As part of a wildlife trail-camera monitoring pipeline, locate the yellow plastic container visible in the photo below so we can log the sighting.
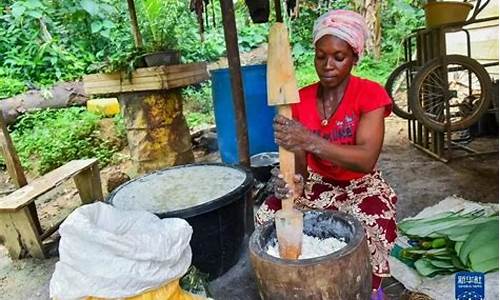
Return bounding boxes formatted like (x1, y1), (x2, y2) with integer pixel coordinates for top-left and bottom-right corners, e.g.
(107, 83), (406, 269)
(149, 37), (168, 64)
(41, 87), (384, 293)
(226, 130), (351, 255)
(87, 98), (120, 117)
(85, 279), (204, 300)
(424, 1), (474, 28)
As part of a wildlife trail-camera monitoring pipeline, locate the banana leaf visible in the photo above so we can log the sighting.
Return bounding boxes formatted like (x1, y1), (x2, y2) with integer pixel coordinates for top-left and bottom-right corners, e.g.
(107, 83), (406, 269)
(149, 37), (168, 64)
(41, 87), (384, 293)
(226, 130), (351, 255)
(469, 238), (499, 272)
(414, 259), (450, 277)
(428, 258), (455, 269)
(470, 257), (499, 273)
(399, 210), (490, 238)
(459, 219), (499, 266)
(454, 241), (463, 255)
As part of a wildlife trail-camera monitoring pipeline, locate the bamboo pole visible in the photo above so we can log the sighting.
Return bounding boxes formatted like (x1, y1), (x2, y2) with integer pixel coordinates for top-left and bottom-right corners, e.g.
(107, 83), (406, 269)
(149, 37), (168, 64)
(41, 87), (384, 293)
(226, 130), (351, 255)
(126, 0), (143, 48)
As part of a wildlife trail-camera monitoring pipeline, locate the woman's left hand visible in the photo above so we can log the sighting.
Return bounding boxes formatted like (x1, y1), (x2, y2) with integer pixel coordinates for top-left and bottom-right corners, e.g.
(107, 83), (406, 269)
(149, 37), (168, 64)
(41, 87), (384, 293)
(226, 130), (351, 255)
(273, 115), (314, 153)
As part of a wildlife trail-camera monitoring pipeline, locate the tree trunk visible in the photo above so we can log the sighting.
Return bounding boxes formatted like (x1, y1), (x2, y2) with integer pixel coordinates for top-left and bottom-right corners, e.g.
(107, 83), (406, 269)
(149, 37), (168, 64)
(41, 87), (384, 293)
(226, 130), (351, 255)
(354, 0), (382, 59)
(0, 81), (87, 125)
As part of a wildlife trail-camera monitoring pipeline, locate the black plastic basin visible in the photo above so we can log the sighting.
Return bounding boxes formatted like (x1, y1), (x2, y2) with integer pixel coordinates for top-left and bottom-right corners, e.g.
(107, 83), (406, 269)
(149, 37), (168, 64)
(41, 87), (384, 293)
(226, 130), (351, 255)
(107, 163), (253, 280)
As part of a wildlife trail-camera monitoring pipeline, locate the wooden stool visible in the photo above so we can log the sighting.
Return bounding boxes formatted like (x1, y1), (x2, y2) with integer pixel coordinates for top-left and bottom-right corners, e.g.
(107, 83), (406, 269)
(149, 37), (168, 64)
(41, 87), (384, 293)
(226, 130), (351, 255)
(0, 159), (103, 258)
(0, 110), (103, 258)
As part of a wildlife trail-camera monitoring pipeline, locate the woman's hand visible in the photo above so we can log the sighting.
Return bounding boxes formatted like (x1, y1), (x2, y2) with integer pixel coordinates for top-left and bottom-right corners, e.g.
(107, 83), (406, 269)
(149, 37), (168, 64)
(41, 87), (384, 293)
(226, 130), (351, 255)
(269, 167), (304, 200)
(273, 115), (314, 153)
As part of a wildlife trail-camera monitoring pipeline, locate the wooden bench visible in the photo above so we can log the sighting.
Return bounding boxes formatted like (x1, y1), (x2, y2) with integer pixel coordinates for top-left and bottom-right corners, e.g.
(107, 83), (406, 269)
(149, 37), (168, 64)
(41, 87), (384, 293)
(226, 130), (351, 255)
(0, 111), (103, 259)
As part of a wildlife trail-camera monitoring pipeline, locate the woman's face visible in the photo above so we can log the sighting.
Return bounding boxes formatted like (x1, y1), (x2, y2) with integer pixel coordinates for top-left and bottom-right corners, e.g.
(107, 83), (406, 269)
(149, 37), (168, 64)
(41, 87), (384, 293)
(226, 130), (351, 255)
(314, 35), (357, 89)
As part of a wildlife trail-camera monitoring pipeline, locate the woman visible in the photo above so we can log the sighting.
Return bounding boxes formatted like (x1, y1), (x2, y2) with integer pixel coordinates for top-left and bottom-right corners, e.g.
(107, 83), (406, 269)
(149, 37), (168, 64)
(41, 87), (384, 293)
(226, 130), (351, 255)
(255, 9), (397, 299)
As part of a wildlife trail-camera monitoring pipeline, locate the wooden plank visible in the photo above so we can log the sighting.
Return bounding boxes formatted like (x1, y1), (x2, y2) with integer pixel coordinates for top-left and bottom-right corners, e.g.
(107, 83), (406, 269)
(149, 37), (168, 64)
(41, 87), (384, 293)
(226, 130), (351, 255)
(40, 218), (65, 241)
(267, 23), (300, 106)
(73, 163), (103, 204)
(84, 69), (207, 89)
(85, 82), (167, 95)
(85, 73), (209, 95)
(168, 73), (210, 89)
(84, 62), (207, 83)
(0, 110), (27, 188)
(83, 63), (209, 95)
(84, 75), (169, 88)
(0, 159), (98, 212)
(10, 207), (44, 258)
(27, 202), (43, 235)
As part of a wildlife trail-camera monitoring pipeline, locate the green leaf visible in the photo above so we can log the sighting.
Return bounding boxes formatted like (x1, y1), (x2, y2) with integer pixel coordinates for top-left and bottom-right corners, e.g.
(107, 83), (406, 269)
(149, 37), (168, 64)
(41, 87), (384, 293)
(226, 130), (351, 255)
(292, 43), (306, 58)
(80, 0), (99, 16)
(459, 219), (499, 266)
(454, 241), (463, 254)
(25, 0), (43, 9)
(451, 256), (466, 269)
(102, 20), (114, 29)
(26, 10), (42, 18)
(469, 238), (498, 272)
(449, 233), (469, 242)
(436, 216), (499, 237)
(91, 21), (102, 33)
(100, 29), (110, 38)
(428, 258), (455, 269)
(470, 257), (499, 273)
(11, 3), (26, 18)
(415, 259), (441, 277)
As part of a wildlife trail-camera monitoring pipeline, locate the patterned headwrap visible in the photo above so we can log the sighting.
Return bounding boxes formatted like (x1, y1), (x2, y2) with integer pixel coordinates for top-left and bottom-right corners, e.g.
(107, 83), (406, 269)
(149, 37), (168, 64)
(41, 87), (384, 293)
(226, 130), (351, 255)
(312, 10), (369, 58)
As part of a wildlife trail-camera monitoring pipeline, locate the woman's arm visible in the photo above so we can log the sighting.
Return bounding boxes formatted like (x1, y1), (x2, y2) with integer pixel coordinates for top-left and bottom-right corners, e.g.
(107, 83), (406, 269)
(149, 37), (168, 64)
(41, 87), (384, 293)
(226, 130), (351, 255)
(275, 107), (385, 173)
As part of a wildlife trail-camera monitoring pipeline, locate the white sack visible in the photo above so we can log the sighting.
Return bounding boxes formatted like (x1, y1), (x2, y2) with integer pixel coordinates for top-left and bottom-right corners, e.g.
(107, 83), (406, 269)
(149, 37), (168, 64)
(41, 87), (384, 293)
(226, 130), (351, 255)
(50, 202), (193, 300)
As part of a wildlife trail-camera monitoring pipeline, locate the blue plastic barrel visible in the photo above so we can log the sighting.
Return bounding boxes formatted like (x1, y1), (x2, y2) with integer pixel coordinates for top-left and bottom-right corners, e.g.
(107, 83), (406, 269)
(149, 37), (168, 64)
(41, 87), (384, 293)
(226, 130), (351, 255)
(211, 64), (277, 164)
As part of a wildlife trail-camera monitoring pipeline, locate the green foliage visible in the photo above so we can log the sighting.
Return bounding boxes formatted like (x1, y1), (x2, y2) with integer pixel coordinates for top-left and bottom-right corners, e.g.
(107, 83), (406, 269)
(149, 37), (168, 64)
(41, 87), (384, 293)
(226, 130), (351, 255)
(180, 266), (211, 297)
(352, 55), (395, 84)
(380, 0), (425, 59)
(183, 82), (213, 115)
(0, 68), (27, 98)
(291, 0), (424, 86)
(0, 0), (271, 87)
(0, 0), (133, 87)
(138, 0), (184, 51)
(112, 112), (127, 140)
(2, 108), (117, 174)
(182, 82), (214, 129)
(238, 24), (268, 52)
(186, 112), (214, 130)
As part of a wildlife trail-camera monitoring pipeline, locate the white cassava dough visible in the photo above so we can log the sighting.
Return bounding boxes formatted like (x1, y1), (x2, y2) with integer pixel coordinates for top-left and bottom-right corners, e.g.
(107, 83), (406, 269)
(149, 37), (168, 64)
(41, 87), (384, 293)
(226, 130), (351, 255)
(111, 165), (246, 213)
(266, 234), (347, 259)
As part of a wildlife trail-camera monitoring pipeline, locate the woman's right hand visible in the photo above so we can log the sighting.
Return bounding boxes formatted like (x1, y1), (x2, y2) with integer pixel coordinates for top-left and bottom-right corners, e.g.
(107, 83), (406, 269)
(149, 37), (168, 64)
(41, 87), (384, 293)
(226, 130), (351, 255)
(269, 167), (304, 200)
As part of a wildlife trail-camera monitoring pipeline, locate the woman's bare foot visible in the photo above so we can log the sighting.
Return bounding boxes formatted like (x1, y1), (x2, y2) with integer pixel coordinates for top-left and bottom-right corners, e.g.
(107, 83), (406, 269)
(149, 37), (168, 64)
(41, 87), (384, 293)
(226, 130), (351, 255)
(371, 288), (389, 300)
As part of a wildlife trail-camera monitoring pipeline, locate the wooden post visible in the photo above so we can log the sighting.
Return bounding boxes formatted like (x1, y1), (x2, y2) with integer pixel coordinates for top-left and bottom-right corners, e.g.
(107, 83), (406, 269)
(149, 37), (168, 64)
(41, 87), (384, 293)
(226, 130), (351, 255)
(126, 0), (143, 48)
(219, 0), (250, 168)
(274, 0), (283, 22)
(0, 111), (27, 188)
(219, 0), (252, 234)
(74, 163), (104, 204)
(0, 110), (42, 235)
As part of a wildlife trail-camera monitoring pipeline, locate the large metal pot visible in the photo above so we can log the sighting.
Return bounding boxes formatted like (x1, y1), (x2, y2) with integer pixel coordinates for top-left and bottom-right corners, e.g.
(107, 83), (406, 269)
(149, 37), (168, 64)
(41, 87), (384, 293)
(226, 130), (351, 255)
(250, 152), (279, 183)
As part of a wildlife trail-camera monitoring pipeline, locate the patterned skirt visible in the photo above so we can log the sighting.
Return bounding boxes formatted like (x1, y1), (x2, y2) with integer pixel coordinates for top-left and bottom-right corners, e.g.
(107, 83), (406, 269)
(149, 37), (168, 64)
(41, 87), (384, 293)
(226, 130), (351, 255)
(255, 170), (398, 277)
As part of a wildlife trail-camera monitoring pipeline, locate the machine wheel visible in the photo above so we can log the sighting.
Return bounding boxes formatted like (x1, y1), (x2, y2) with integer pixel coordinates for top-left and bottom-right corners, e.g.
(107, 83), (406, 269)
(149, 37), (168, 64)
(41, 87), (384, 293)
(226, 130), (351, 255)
(385, 61), (419, 120)
(409, 55), (492, 132)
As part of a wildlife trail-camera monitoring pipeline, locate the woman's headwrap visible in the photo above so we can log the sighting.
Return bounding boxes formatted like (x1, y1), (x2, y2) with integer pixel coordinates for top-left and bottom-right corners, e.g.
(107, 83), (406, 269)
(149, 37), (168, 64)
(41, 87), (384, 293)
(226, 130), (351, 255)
(312, 10), (369, 58)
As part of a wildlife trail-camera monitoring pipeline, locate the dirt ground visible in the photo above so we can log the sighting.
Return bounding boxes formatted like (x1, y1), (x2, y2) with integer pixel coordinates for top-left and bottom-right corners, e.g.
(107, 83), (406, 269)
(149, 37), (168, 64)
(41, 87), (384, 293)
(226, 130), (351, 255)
(0, 114), (497, 298)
